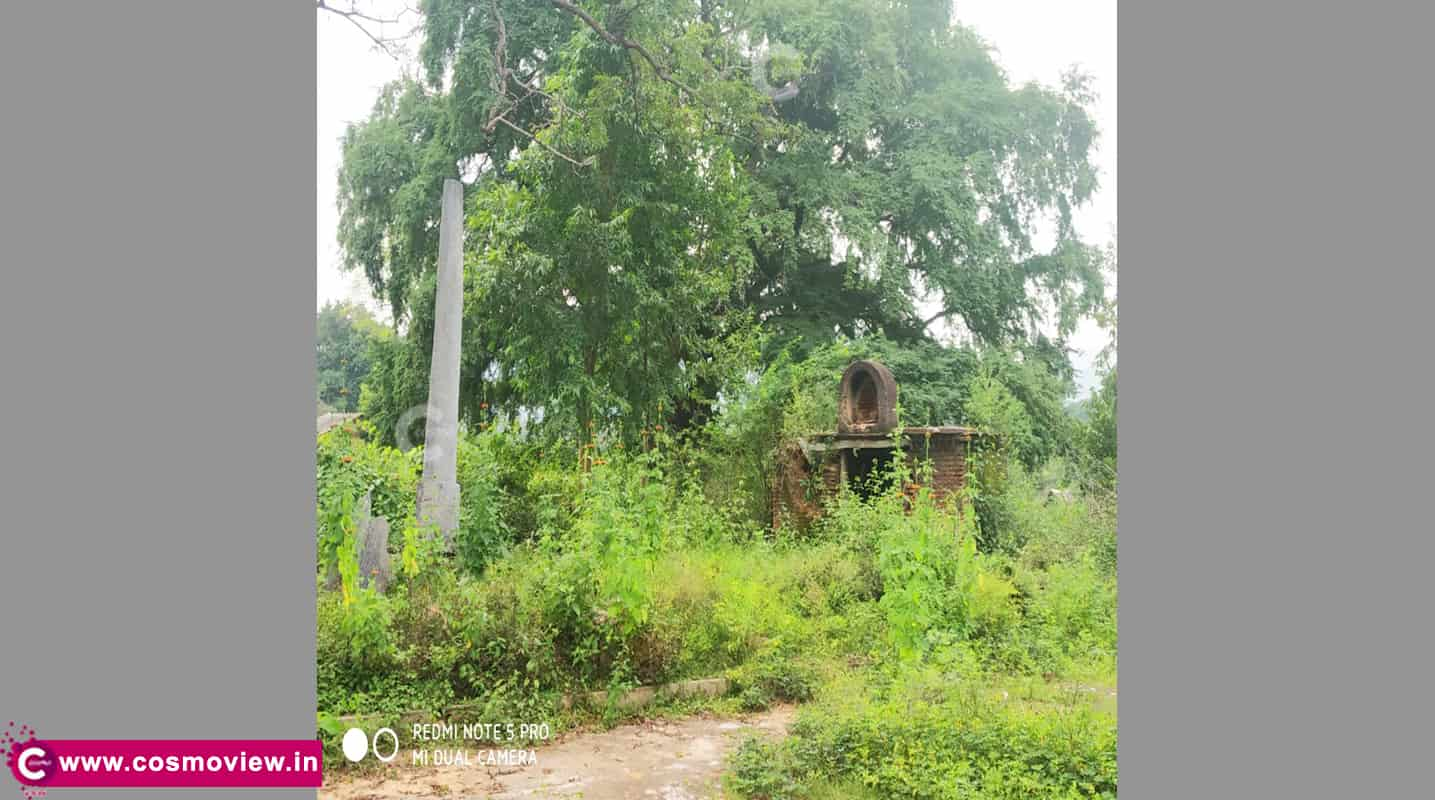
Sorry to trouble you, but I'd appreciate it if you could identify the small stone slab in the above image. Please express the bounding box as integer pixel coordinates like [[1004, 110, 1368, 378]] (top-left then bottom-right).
[[323, 490, 391, 594], [357, 516, 391, 593]]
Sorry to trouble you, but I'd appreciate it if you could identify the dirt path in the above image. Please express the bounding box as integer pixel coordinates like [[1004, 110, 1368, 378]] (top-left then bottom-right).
[[321, 706, 796, 800]]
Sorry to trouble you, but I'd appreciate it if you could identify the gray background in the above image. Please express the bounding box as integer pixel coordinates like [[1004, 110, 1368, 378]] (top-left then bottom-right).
[[1121, 2, 1435, 796], [0, 2, 316, 798], [2, 1, 1434, 799]]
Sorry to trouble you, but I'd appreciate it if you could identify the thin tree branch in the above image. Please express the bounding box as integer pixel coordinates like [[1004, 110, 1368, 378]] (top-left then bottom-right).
[[317, 0, 402, 60], [316, 0, 402, 25], [493, 114, 596, 168]]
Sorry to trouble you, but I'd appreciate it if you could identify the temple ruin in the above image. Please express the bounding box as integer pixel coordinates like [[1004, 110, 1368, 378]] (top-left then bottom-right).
[[771, 359, 987, 529]]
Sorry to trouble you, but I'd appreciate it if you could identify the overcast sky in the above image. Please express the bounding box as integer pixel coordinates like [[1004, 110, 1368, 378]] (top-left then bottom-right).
[[317, 0, 1116, 392]]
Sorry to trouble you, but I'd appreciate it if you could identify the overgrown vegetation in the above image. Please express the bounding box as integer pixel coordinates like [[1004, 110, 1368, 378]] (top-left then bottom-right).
[[319, 0, 1117, 795], [316, 401, 1117, 794], [728, 669, 1117, 800]]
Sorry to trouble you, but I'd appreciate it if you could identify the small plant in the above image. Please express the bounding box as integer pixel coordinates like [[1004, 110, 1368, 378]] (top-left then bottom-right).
[[727, 735, 803, 800], [400, 520, 445, 582], [730, 647, 816, 711]]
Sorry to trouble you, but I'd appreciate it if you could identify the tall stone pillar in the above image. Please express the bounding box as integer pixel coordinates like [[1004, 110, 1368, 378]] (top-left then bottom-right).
[[416, 178, 464, 549]]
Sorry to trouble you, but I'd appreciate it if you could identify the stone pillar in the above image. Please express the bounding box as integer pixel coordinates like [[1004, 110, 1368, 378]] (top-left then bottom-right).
[[416, 178, 464, 549]]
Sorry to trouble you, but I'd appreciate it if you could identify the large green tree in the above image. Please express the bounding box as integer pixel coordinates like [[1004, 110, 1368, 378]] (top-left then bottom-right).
[[336, 0, 1108, 446], [316, 301, 389, 412]]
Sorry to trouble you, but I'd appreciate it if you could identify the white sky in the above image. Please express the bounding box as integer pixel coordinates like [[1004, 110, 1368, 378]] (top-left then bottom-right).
[[317, 0, 1116, 392]]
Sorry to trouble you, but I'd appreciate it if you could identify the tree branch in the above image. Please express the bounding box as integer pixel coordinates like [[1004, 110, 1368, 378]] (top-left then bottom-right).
[[492, 114, 596, 168], [485, 0, 511, 130], [519, 75, 588, 121], [316, 0, 402, 25], [549, 0, 697, 97], [480, 0, 592, 168], [924, 309, 955, 328], [317, 0, 403, 60]]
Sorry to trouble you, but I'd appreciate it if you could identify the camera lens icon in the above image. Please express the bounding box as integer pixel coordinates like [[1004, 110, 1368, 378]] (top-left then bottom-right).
[[341, 727, 398, 763]]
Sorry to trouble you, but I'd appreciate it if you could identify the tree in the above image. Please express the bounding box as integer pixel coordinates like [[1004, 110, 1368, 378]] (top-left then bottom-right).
[[316, 301, 390, 412], [335, 0, 1109, 445], [1079, 366, 1117, 488], [734, 0, 1106, 349]]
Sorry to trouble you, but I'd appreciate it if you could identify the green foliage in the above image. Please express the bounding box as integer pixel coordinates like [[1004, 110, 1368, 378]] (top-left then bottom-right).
[[399, 519, 446, 583], [315, 464, 405, 706], [316, 419, 420, 539], [317, 421, 550, 576], [965, 364, 1036, 463], [318, 449, 871, 706], [453, 430, 511, 576], [335, 80, 453, 323], [820, 479, 1019, 664], [815, 461, 1116, 679], [316, 536, 400, 701], [727, 734, 806, 800], [461, 99, 759, 448], [729, 667, 1117, 799], [730, 648, 818, 712], [962, 358, 1074, 552], [338, 0, 1107, 449], [751, 338, 985, 437], [317, 446, 1117, 800], [357, 334, 429, 449], [1029, 558, 1117, 674], [556, 455, 669, 643], [316, 301, 389, 412], [316, 389, 1115, 701], [1014, 484, 1116, 579], [1077, 367, 1117, 489], [315, 480, 357, 583]]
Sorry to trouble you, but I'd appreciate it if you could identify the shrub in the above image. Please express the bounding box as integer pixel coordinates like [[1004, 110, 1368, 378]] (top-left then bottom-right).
[[316, 591, 402, 712], [823, 480, 1021, 665], [454, 430, 510, 577], [731, 666, 1118, 800], [316, 419, 419, 542], [730, 647, 817, 712], [728, 735, 805, 800], [1016, 488, 1117, 578], [1027, 558, 1117, 677]]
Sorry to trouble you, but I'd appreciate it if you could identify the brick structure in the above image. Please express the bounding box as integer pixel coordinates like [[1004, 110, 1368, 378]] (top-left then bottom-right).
[[771, 360, 986, 530]]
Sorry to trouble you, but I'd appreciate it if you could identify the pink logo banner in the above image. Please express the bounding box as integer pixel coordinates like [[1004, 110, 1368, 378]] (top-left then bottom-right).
[[7, 739, 323, 789]]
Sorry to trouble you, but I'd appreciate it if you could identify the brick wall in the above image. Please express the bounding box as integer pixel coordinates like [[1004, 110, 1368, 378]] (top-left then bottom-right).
[[772, 443, 838, 531], [904, 432, 967, 502], [772, 432, 976, 527]]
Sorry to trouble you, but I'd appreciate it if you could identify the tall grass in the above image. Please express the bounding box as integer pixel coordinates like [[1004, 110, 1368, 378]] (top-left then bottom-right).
[[316, 426, 1117, 794]]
